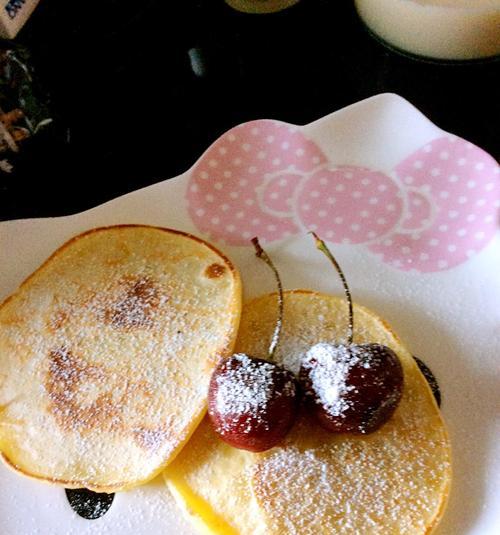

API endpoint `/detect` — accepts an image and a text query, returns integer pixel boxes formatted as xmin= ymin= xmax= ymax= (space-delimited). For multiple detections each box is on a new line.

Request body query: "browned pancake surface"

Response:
xmin=0 ymin=225 xmax=241 ymax=491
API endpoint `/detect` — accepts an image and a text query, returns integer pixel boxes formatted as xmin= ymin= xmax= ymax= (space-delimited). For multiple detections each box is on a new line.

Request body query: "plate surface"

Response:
xmin=0 ymin=93 xmax=499 ymax=534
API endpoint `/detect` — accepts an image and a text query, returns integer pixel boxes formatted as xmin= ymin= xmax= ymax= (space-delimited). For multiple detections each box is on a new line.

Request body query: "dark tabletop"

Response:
xmin=0 ymin=0 xmax=498 ymax=221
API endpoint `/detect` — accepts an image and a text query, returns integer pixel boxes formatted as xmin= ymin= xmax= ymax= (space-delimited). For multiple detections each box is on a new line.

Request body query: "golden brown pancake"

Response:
xmin=165 ymin=290 xmax=451 ymax=534
xmin=0 ymin=225 xmax=241 ymax=492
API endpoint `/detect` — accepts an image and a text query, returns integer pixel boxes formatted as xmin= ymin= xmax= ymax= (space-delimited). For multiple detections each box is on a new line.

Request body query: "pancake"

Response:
xmin=0 ymin=225 xmax=242 ymax=492
xmin=165 ymin=290 xmax=451 ymax=535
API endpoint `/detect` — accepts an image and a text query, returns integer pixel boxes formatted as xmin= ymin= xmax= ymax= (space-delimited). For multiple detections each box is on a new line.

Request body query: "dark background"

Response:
xmin=0 ymin=0 xmax=498 ymax=221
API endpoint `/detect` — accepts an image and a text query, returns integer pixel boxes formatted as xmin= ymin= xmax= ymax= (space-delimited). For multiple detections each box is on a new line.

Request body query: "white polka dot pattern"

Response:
xmin=186 ymin=121 xmax=499 ymax=272
xmin=400 ymin=190 xmax=433 ymax=232
xmin=186 ymin=120 xmax=326 ymax=245
xmin=368 ymin=137 xmax=499 ymax=271
xmin=260 ymin=172 xmax=303 ymax=216
xmin=296 ymin=167 xmax=402 ymax=243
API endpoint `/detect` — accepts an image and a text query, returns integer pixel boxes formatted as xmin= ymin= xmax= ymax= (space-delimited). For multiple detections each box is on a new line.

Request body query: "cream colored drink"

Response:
xmin=355 ymin=0 xmax=500 ymax=60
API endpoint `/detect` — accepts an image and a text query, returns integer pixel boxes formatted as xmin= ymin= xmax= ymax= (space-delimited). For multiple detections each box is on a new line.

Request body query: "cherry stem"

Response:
xmin=310 ymin=232 xmax=354 ymax=345
xmin=251 ymin=237 xmax=283 ymax=360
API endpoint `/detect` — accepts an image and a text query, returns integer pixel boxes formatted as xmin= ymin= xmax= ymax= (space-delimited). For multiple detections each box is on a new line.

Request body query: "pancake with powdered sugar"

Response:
xmin=165 ymin=290 xmax=451 ymax=534
xmin=0 ymin=225 xmax=241 ymax=492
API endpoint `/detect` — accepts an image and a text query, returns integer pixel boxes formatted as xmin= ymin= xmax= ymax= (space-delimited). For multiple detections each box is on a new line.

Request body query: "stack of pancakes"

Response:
xmin=0 ymin=225 xmax=451 ymax=533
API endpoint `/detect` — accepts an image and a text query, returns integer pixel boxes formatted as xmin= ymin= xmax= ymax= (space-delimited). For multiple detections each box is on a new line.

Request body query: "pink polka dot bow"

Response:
xmin=186 ymin=120 xmax=499 ymax=272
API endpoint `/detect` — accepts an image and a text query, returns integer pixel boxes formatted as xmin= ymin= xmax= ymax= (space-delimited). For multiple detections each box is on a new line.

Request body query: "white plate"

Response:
xmin=1 ymin=93 xmax=499 ymax=535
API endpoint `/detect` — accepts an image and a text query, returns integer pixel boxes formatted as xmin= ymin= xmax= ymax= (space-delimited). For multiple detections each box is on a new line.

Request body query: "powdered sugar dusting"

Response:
xmin=302 ymin=343 xmax=361 ymax=417
xmin=214 ymin=354 xmax=296 ymax=434
xmin=233 ymin=292 xmax=451 ymax=534
xmin=215 ymin=354 xmax=275 ymax=421
xmin=253 ymin=406 xmax=451 ymax=535
xmin=251 ymin=355 xmax=449 ymax=533
xmin=0 ymin=226 xmax=240 ymax=489
xmin=100 ymin=276 xmax=168 ymax=330
xmin=166 ymin=292 xmax=451 ymax=534
xmin=253 ymin=447 xmax=334 ymax=534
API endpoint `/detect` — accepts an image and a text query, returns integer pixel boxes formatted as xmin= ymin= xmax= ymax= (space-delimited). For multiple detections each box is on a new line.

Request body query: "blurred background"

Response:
xmin=0 ymin=0 xmax=498 ymax=221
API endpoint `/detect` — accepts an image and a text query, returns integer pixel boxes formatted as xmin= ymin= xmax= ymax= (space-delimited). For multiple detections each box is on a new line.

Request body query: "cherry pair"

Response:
xmin=208 ymin=234 xmax=403 ymax=452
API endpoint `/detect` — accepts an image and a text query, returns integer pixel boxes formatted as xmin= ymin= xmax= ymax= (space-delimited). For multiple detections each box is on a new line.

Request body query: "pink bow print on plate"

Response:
xmin=186 ymin=120 xmax=499 ymax=272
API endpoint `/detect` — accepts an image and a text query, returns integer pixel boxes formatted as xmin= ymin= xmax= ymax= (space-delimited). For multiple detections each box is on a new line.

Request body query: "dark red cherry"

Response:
xmin=208 ymin=353 xmax=299 ymax=452
xmin=299 ymin=342 xmax=403 ymax=434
